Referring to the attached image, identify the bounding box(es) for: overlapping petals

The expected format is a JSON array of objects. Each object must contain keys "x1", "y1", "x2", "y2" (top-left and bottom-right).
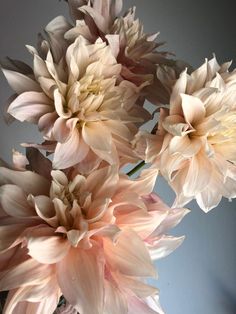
[
  {"x1": 136, "y1": 57, "x2": 236, "y2": 211},
  {"x1": 65, "y1": 0, "x2": 172, "y2": 95},
  {"x1": 3, "y1": 33, "x2": 149, "y2": 170},
  {"x1": 0, "y1": 151, "x2": 187, "y2": 313}
]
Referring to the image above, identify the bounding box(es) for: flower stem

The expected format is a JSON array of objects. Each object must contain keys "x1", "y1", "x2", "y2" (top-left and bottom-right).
[{"x1": 126, "y1": 160, "x2": 145, "y2": 177}]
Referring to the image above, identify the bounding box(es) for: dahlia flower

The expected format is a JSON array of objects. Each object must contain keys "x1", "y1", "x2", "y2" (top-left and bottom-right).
[
  {"x1": 136, "y1": 57, "x2": 236, "y2": 212},
  {"x1": 65, "y1": 0, "x2": 171, "y2": 88},
  {"x1": 3, "y1": 34, "x2": 148, "y2": 170},
  {"x1": 0, "y1": 149, "x2": 187, "y2": 313}
]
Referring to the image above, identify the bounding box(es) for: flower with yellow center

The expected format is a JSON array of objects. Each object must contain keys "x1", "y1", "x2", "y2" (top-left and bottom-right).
[
  {"x1": 136, "y1": 57, "x2": 236, "y2": 211},
  {"x1": 3, "y1": 36, "x2": 147, "y2": 170},
  {"x1": 0, "y1": 151, "x2": 187, "y2": 313}
]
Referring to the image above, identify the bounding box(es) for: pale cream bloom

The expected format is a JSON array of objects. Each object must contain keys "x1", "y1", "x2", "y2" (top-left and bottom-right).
[
  {"x1": 65, "y1": 0, "x2": 171, "y2": 88},
  {"x1": 136, "y1": 57, "x2": 236, "y2": 212},
  {"x1": 3, "y1": 35, "x2": 147, "y2": 170},
  {"x1": 0, "y1": 150, "x2": 187, "y2": 313}
]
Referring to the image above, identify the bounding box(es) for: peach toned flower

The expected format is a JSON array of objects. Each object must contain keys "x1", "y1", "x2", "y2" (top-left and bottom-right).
[
  {"x1": 136, "y1": 57, "x2": 236, "y2": 212},
  {"x1": 65, "y1": 0, "x2": 171, "y2": 88},
  {"x1": 3, "y1": 36, "x2": 148, "y2": 170},
  {"x1": 0, "y1": 150, "x2": 187, "y2": 313}
]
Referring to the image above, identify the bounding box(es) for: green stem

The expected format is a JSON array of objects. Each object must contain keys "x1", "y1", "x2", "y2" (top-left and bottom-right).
[{"x1": 126, "y1": 160, "x2": 145, "y2": 177}]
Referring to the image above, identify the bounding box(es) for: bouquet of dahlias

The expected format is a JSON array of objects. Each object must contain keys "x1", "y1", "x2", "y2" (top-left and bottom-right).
[{"x1": 0, "y1": 1, "x2": 236, "y2": 313}]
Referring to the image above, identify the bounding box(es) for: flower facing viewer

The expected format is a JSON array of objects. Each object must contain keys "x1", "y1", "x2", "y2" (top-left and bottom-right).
[
  {"x1": 0, "y1": 150, "x2": 188, "y2": 313},
  {"x1": 3, "y1": 34, "x2": 148, "y2": 170},
  {"x1": 136, "y1": 57, "x2": 236, "y2": 211}
]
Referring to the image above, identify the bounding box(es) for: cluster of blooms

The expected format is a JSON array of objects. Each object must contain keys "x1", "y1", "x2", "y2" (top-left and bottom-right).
[{"x1": 0, "y1": 0, "x2": 236, "y2": 313}]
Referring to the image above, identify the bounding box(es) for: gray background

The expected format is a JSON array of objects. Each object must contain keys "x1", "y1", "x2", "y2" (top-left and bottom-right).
[{"x1": 0, "y1": 1, "x2": 235, "y2": 314}]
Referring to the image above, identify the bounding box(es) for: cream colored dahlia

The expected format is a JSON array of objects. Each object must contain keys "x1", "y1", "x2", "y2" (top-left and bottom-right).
[
  {"x1": 3, "y1": 35, "x2": 147, "y2": 170},
  {"x1": 0, "y1": 150, "x2": 187, "y2": 313},
  {"x1": 65, "y1": 0, "x2": 170, "y2": 87},
  {"x1": 136, "y1": 57, "x2": 236, "y2": 212}
]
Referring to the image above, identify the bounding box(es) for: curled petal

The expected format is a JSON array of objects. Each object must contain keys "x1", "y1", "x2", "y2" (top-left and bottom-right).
[
  {"x1": 0, "y1": 185, "x2": 35, "y2": 217},
  {"x1": 147, "y1": 235, "x2": 185, "y2": 260},
  {"x1": 7, "y1": 92, "x2": 52, "y2": 123},
  {"x1": 0, "y1": 167, "x2": 50, "y2": 196},
  {"x1": 53, "y1": 129, "x2": 89, "y2": 169}
]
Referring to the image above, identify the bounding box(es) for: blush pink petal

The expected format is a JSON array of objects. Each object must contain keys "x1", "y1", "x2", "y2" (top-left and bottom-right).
[
  {"x1": 104, "y1": 280, "x2": 128, "y2": 314},
  {"x1": 82, "y1": 121, "x2": 112, "y2": 153},
  {"x1": 53, "y1": 128, "x2": 89, "y2": 169},
  {"x1": 57, "y1": 247, "x2": 104, "y2": 314},
  {"x1": 2, "y1": 69, "x2": 41, "y2": 94},
  {"x1": 117, "y1": 169, "x2": 158, "y2": 196},
  {"x1": 152, "y1": 207, "x2": 190, "y2": 236},
  {"x1": 3, "y1": 274, "x2": 60, "y2": 314},
  {"x1": 180, "y1": 94, "x2": 206, "y2": 126},
  {"x1": 0, "y1": 167, "x2": 50, "y2": 195},
  {"x1": 104, "y1": 229, "x2": 156, "y2": 277},
  {"x1": 169, "y1": 136, "x2": 203, "y2": 157},
  {"x1": 115, "y1": 208, "x2": 168, "y2": 240},
  {"x1": 85, "y1": 165, "x2": 119, "y2": 200},
  {"x1": 162, "y1": 115, "x2": 189, "y2": 137},
  {"x1": 32, "y1": 195, "x2": 58, "y2": 227},
  {"x1": 183, "y1": 152, "x2": 212, "y2": 197},
  {"x1": 38, "y1": 112, "x2": 58, "y2": 137},
  {"x1": 0, "y1": 184, "x2": 35, "y2": 217},
  {"x1": 170, "y1": 69, "x2": 187, "y2": 115},
  {"x1": 0, "y1": 218, "x2": 39, "y2": 251},
  {"x1": 28, "y1": 235, "x2": 71, "y2": 264},
  {"x1": 6, "y1": 296, "x2": 58, "y2": 314},
  {"x1": 115, "y1": 272, "x2": 157, "y2": 298},
  {"x1": 0, "y1": 258, "x2": 54, "y2": 290},
  {"x1": 128, "y1": 296, "x2": 163, "y2": 314},
  {"x1": 147, "y1": 235, "x2": 185, "y2": 260},
  {"x1": 53, "y1": 117, "x2": 78, "y2": 143},
  {"x1": 7, "y1": 92, "x2": 52, "y2": 123}
]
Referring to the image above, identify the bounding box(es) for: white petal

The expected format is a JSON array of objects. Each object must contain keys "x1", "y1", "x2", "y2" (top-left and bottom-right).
[
  {"x1": 7, "y1": 92, "x2": 52, "y2": 123},
  {"x1": 181, "y1": 94, "x2": 206, "y2": 126},
  {"x1": 148, "y1": 235, "x2": 185, "y2": 260},
  {"x1": 53, "y1": 129, "x2": 89, "y2": 169},
  {"x1": 2, "y1": 69, "x2": 41, "y2": 94}
]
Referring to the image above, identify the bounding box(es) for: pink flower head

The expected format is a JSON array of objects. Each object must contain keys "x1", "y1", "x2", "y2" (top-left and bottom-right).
[
  {"x1": 0, "y1": 150, "x2": 187, "y2": 313},
  {"x1": 3, "y1": 35, "x2": 149, "y2": 170},
  {"x1": 136, "y1": 56, "x2": 236, "y2": 212}
]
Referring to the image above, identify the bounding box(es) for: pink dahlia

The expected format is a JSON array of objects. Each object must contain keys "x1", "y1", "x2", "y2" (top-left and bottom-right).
[
  {"x1": 3, "y1": 34, "x2": 148, "y2": 170},
  {"x1": 135, "y1": 57, "x2": 236, "y2": 212},
  {"x1": 0, "y1": 150, "x2": 187, "y2": 313}
]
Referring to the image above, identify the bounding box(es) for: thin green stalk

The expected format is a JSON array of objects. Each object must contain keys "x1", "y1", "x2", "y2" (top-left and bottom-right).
[{"x1": 126, "y1": 160, "x2": 145, "y2": 177}]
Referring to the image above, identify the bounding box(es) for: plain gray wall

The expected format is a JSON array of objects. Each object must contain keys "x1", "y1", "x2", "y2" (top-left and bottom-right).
[{"x1": 0, "y1": 1, "x2": 235, "y2": 314}]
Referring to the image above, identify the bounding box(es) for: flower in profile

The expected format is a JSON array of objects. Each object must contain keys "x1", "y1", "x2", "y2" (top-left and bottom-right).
[
  {"x1": 0, "y1": 149, "x2": 187, "y2": 313},
  {"x1": 65, "y1": 0, "x2": 171, "y2": 88},
  {"x1": 136, "y1": 57, "x2": 236, "y2": 212},
  {"x1": 3, "y1": 35, "x2": 148, "y2": 170}
]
